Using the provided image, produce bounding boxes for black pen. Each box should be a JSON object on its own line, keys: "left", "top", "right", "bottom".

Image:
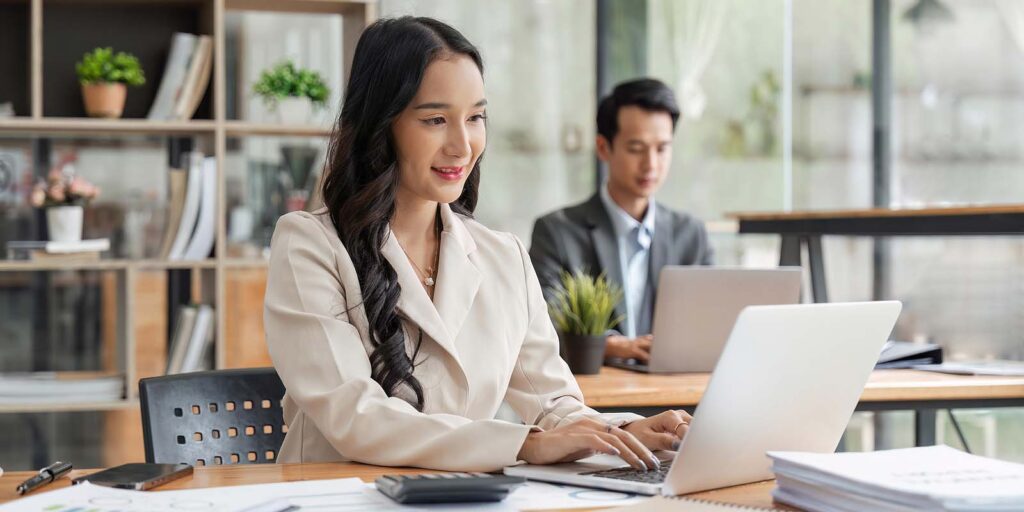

{"left": 16, "top": 461, "right": 73, "bottom": 495}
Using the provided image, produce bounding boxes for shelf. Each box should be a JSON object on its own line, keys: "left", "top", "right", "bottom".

{"left": 226, "top": 0, "right": 372, "bottom": 15}
{"left": 0, "top": 399, "right": 137, "bottom": 414}
{"left": 225, "top": 121, "right": 332, "bottom": 138}
{"left": 0, "top": 259, "right": 217, "bottom": 272}
{"left": 0, "top": 117, "right": 217, "bottom": 136}
{"left": 223, "top": 257, "right": 269, "bottom": 268}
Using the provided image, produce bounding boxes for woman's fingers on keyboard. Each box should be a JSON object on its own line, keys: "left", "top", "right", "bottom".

{"left": 597, "top": 431, "right": 647, "bottom": 471}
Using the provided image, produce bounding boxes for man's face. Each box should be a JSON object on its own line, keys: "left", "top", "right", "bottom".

{"left": 597, "top": 106, "right": 674, "bottom": 201}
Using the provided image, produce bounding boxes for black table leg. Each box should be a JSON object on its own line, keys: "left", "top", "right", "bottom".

{"left": 780, "top": 235, "right": 802, "bottom": 267}
{"left": 807, "top": 236, "right": 829, "bottom": 303}
{"left": 914, "top": 409, "right": 937, "bottom": 446}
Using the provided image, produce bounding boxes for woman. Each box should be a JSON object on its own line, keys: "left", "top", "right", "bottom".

{"left": 264, "top": 16, "right": 691, "bottom": 472}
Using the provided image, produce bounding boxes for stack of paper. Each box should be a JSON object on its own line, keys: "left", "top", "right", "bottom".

{"left": 769, "top": 445, "right": 1024, "bottom": 511}
{"left": 0, "top": 372, "right": 123, "bottom": 404}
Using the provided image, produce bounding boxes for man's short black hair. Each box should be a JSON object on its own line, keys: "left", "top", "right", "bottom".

{"left": 596, "top": 78, "right": 681, "bottom": 145}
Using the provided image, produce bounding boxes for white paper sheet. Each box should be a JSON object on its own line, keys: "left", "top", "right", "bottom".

{"left": 0, "top": 478, "right": 364, "bottom": 512}
{"left": 2, "top": 477, "right": 648, "bottom": 512}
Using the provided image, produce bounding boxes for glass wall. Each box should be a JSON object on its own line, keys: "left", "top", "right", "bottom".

{"left": 644, "top": 0, "right": 1024, "bottom": 461}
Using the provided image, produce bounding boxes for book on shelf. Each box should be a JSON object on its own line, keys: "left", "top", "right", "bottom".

{"left": 166, "top": 304, "right": 199, "bottom": 375}
{"left": 147, "top": 33, "right": 197, "bottom": 120}
{"left": 167, "top": 152, "right": 205, "bottom": 260}
{"left": 172, "top": 35, "right": 213, "bottom": 121}
{"left": 0, "top": 372, "right": 124, "bottom": 404}
{"left": 157, "top": 167, "right": 188, "bottom": 259}
{"left": 6, "top": 238, "right": 110, "bottom": 261}
{"left": 167, "top": 303, "right": 215, "bottom": 375}
{"left": 182, "top": 156, "right": 217, "bottom": 261}
{"left": 769, "top": 445, "right": 1024, "bottom": 511}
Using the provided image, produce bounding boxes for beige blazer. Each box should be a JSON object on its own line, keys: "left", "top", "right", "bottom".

{"left": 264, "top": 204, "right": 639, "bottom": 471}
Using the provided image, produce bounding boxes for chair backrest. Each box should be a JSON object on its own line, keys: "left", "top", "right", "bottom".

{"left": 139, "top": 368, "right": 287, "bottom": 466}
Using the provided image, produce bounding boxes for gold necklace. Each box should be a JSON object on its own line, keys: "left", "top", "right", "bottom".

{"left": 398, "top": 214, "right": 441, "bottom": 287}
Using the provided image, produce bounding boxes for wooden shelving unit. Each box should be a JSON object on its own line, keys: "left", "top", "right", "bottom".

{"left": 0, "top": 0, "right": 375, "bottom": 466}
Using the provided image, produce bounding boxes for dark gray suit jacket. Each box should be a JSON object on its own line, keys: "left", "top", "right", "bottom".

{"left": 529, "top": 193, "right": 714, "bottom": 336}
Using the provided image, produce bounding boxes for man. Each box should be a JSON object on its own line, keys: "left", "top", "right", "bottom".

{"left": 530, "top": 78, "right": 713, "bottom": 363}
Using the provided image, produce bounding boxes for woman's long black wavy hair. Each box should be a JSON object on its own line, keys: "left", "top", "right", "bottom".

{"left": 321, "top": 17, "right": 483, "bottom": 411}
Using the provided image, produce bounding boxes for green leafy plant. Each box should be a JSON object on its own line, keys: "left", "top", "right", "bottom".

{"left": 76, "top": 47, "right": 146, "bottom": 86}
{"left": 548, "top": 270, "right": 624, "bottom": 336}
{"left": 252, "top": 61, "right": 329, "bottom": 108}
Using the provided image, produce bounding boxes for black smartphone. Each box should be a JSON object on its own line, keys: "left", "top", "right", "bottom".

{"left": 72, "top": 463, "right": 193, "bottom": 490}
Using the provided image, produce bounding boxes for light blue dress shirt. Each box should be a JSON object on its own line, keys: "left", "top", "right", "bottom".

{"left": 599, "top": 183, "right": 655, "bottom": 338}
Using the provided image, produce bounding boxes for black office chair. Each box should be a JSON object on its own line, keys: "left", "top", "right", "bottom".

{"left": 139, "top": 368, "right": 287, "bottom": 466}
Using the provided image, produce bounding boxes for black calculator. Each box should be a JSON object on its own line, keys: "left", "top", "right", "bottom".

{"left": 375, "top": 472, "right": 526, "bottom": 504}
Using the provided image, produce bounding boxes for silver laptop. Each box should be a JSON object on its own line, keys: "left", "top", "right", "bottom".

{"left": 610, "top": 267, "right": 802, "bottom": 373}
{"left": 506, "top": 301, "right": 902, "bottom": 496}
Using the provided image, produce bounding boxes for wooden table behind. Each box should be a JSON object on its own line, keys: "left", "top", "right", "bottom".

{"left": 577, "top": 367, "right": 1024, "bottom": 408}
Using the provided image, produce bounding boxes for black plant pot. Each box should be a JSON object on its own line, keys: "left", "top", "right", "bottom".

{"left": 557, "top": 332, "right": 606, "bottom": 375}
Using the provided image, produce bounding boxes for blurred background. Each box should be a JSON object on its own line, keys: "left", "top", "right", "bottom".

{"left": 1, "top": 0, "right": 1022, "bottom": 470}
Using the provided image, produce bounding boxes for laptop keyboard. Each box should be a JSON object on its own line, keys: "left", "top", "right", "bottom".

{"left": 581, "top": 460, "right": 672, "bottom": 484}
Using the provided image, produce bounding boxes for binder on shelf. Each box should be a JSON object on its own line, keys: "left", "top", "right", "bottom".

{"left": 147, "top": 33, "right": 198, "bottom": 121}
{"left": 173, "top": 35, "right": 213, "bottom": 121}
{"left": 179, "top": 304, "right": 214, "bottom": 374}
{"left": 157, "top": 167, "right": 188, "bottom": 259}
{"left": 168, "top": 152, "right": 204, "bottom": 260}
{"left": 182, "top": 157, "right": 217, "bottom": 261}
{"left": 166, "top": 304, "right": 198, "bottom": 375}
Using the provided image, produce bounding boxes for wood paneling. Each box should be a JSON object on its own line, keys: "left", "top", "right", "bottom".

{"left": 223, "top": 267, "right": 269, "bottom": 368}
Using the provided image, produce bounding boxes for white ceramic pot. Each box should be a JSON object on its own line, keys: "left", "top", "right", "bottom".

{"left": 47, "top": 205, "right": 84, "bottom": 242}
{"left": 276, "top": 97, "right": 313, "bottom": 125}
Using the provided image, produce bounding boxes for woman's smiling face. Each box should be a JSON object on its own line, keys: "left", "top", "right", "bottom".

{"left": 391, "top": 54, "right": 487, "bottom": 206}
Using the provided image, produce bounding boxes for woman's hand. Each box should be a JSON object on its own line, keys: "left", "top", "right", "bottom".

{"left": 605, "top": 334, "right": 653, "bottom": 362}
{"left": 621, "top": 409, "right": 692, "bottom": 451}
{"left": 517, "top": 417, "right": 661, "bottom": 471}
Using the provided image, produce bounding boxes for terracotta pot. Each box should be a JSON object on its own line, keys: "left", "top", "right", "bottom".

{"left": 557, "top": 332, "right": 607, "bottom": 375}
{"left": 82, "top": 82, "right": 127, "bottom": 118}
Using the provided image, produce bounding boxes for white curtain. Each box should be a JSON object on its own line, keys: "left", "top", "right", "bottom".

{"left": 659, "top": 0, "right": 730, "bottom": 120}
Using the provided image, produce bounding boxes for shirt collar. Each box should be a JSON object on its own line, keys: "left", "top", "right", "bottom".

{"left": 599, "top": 181, "right": 656, "bottom": 242}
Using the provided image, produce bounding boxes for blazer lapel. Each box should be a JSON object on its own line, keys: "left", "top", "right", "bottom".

{"left": 381, "top": 227, "right": 459, "bottom": 363}
{"left": 583, "top": 194, "right": 627, "bottom": 324}
{"left": 432, "top": 204, "right": 482, "bottom": 347}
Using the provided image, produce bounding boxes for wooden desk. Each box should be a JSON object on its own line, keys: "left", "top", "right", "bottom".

{"left": 0, "top": 463, "right": 795, "bottom": 510}
{"left": 579, "top": 367, "right": 1024, "bottom": 445}
{"left": 730, "top": 204, "right": 1024, "bottom": 303}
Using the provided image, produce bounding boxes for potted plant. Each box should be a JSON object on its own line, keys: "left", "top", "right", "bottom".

{"left": 76, "top": 47, "right": 146, "bottom": 118}
{"left": 29, "top": 162, "right": 101, "bottom": 242}
{"left": 253, "top": 60, "right": 329, "bottom": 124}
{"left": 548, "top": 270, "right": 624, "bottom": 375}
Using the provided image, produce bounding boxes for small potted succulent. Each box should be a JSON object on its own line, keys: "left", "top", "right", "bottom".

{"left": 29, "top": 159, "right": 101, "bottom": 242}
{"left": 548, "top": 270, "right": 624, "bottom": 375}
{"left": 76, "top": 47, "right": 146, "bottom": 118}
{"left": 253, "top": 60, "right": 329, "bottom": 124}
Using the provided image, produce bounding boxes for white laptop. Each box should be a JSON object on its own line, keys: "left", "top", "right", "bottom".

{"left": 506, "top": 301, "right": 902, "bottom": 496}
{"left": 609, "top": 267, "right": 802, "bottom": 373}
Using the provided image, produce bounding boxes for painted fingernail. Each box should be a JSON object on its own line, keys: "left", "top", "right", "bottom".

{"left": 649, "top": 456, "right": 661, "bottom": 469}
{"left": 639, "top": 459, "right": 649, "bottom": 471}
{"left": 672, "top": 440, "right": 681, "bottom": 450}
{"left": 609, "top": 447, "right": 621, "bottom": 456}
